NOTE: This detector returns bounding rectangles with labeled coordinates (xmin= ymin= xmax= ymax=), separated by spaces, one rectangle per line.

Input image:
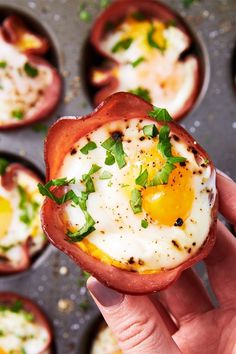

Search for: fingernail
xmin=87 ymin=277 xmax=124 ymax=307
xmin=216 ymin=169 xmax=233 ymax=181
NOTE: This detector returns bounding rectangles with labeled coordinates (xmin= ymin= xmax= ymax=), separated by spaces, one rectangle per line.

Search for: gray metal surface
xmin=0 ymin=0 xmax=235 ymax=353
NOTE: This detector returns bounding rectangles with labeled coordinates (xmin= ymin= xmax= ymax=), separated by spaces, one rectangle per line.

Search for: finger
xmin=158 ymin=269 xmax=213 ymax=324
xmin=149 ymin=294 xmax=178 ymax=335
xmin=87 ymin=277 xmax=181 ymax=354
xmin=205 ymin=220 xmax=236 ymax=307
xmin=216 ymin=171 xmax=236 ymax=225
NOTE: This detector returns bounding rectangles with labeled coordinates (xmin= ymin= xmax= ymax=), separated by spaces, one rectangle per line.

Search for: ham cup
xmin=0 ymin=292 xmax=53 ymax=354
xmin=0 ymin=160 xmax=47 ymax=274
xmin=90 ymin=0 xmax=202 ymax=121
xmin=41 ymin=92 xmax=217 ymax=294
xmin=0 ymin=15 xmax=61 ymax=129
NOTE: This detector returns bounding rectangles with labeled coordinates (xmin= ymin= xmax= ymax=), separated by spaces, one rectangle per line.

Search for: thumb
xmin=87 ymin=277 xmax=180 ymax=354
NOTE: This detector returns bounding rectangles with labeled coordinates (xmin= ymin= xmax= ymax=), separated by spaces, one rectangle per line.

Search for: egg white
xmin=99 ymin=20 xmax=198 ymax=117
xmin=0 ymin=38 xmax=52 ymax=124
xmin=59 ymin=119 xmax=216 ymax=272
xmin=0 ymin=169 xmax=45 ymax=266
xmin=0 ymin=307 xmax=49 ymax=354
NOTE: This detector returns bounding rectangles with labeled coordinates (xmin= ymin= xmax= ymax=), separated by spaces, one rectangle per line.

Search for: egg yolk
xmin=119 ymin=17 xmax=166 ymax=52
xmin=0 ymin=348 xmax=7 ymax=354
xmin=124 ymin=142 xmax=194 ymax=226
xmin=0 ymin=196 xmax=12 ymax=238
xmin=17 ymin=33 xmax=42 ymax=51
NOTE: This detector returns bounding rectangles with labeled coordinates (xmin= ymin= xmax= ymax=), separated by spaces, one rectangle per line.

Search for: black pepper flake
xmin=128 ymin=257 xmax=135 ymax=264
xmin=180 ymin=161 xmax=186 ymax=167
xmin=139 ymin=136 xmax=145 ymax=141
xmin=174 ymin=218 xmax=183 ymax=227
xmin=111 ymin=131 xmax=123 ymax=140
xmin=188 ymin=248 xmax=192 ymax=254
xmin=172 ymin=240 xmax=180 ymax=249
xmin=70 ymin=148 xmax=77 ymax=155
xmin=172 ymin=135 xmax=180 ymax=141
xmin=192 ymin=242 xmax=196 ymax=246
xmin=138 ymin=259 xmax=144 ymax=265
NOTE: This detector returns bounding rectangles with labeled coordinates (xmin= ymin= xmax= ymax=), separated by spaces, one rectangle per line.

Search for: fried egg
xmin=96 ymin=17 xmax=198 ymax=117
xmin=58 ymin=118 xmax=216 ymax=273
xmin=0 ymin=166 xmax=46 ymax=268
xmin=91 ymin=322 xmax=121 ymax=354
xmin=0 ymin=37 xmax=52 ymax=125
xmin=0 ymin=303 xmax=49 ymax=354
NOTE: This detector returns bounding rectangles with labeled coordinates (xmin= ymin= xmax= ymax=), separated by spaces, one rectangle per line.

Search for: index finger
xmin=216 ymin=171 xmax=236 ymax=225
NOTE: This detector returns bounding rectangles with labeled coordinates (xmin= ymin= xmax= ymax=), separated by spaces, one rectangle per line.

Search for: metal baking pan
xmin=0 ymin=0 xmax=235 ymax=353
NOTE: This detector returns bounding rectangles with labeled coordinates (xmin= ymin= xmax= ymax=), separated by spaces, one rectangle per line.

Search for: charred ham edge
xmin=0 ymin=292 xmax=53 ymax=353
xmin=90 ymin=0 xmax=201 ymax=121
xmin=0 ymin=163 xmax=47 ymax=274
xmin=41 ymin=92 xmax=217 ymax=294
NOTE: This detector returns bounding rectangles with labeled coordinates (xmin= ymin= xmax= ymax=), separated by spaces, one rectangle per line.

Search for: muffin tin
xmin=0 ymin=0 xmax=235 ymax=353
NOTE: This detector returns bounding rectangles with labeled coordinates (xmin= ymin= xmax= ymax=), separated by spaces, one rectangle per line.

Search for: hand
xmin=87 ymin=171 xmax=236 ymax=354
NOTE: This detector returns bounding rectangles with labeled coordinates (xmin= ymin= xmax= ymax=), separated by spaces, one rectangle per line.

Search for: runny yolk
xmin=0 ymin=196 xmax=12 ymax=238
xmin=0 ymin=347 xmax=7 ymax=354
xmin=17 ymin=33 xmax=42 ymax=51
xmin=142 ymin=165 xmax=194 ymax=226
xmin=124 ymin=142 xmax=194 ymax=227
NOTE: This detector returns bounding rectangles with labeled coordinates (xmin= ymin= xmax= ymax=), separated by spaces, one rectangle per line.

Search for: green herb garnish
xmin=82 ymin=164 xmax=101 ymax=193
xmin=148 ymin=107 xmax=173 ymax=122
xmin=135 ymin=168 xmax=148 ymax=187
xmin=11 ymin=109 xmax=24 ymax=120
xmin=132 ymin=12 xmax=146 ymax=21
xmin=102 ymin=137 xmax=126 ymax=169
xmin=0 ymin=61 xmax=7 ymax=69
xmin=143 ymin=124 xmax=158 ymax=138
xmin=112 ymin=38 xmax=133 ymax=53
xmin=100 ymin=0 xmax=111 ymax=8
xmin=130 ymin=188 xmax=142 ymax=214
xmin=11 ymin=300 xmax=23 ymax=313
xmin=80 ymin=141 xmax=97 ymax=155
xmin=131 ymin=56 xmax=145 ymax=68
xmin=105 ymin=150 xmax=115 ymax=165
xmin=129 ymin=87 xmax=151 ymax=103
xmin=67 ymin=211 xmax=95 ymax=241
xmin=149 ymin=163 xmax=176 ymax=186
xmin=38 ymin=177 xmax=77 ymax=205
xmin=182 ymin=0 xmax=198 ymax=8
xmin=99 ymin=171 xmax=113 ymax=180
xmin=141 ymin=219 xmax=148 ymax=228
xmin=0 ymin=158 xmax=9 ymax=176
xmin=24 ymin=62 xmax=38 ymax=78
xmin=147 ymin=23 xmax=166 ymax=52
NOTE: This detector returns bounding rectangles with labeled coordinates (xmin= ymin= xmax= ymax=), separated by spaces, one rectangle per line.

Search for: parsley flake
xmin=24 ymin=62 xmax=39 ymax=78
xmin=101 ymin=137 xmax=126 ymax=169
xmin=135 ymin=168 xmax=148 ymax=187
xmin=130 ymin=188 xmax=142 ymax=214
xmin=99 ymin=171 xmax=113 ymax=180
xmin=143 ymin=124 xmax=158 ymax=138
xmin=38 ymin=177 xmax=77 ymax=204
xmin=141 ymin=219 xmax=148 ymax=228
xmin=147 ymin=23 xmax=166 ymax=52
xmin=131 ymin=56 xmax=145 ymax=68
xmin=112 ymin=38 xmax=133 ymax=53
xmin=0 ymin=61 xmax=7 ymax=68
xmin=11 ymin=109 xmax=24 ymax=120
xmin=80 ymin=141 xmax=97 ymax=155
xmin=129 ymin=87 xmax=151 ymax=103
xmin=0 ymin=158 xmax=9 ymax=176
xmin=148 ymin=107 xmax=173 ymax=122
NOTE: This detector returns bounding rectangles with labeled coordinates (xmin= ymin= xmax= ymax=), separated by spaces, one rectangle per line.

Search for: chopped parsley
xmin=131 ymin=56 xmax=145 ymax=68
xmin=17 ymin=185 xmax=40 ymax=225
xmin=99 ymin=170 xmax=113 ymax=180
xmin=129 ymin=87 xmax=151 ymax=103
xmin=82 ymin=164 xmax=101 ymax=194
xmin=80 ymin=141 xmax=97 ymax=155
xmin=38 ymin=177 xmax=77 ymax=204
xmin=0 ymin=61 xmax=7 ymax=68
xmin=11 ymin=109 xmax=24 ymax=120
xmin=0 ymin=158 xmax=9 ymax=176
xmin=148 ymin=107 xmax=173 ymax=122
xmin=101 ymin=136 xmax=126 ymax=169
xmin=143 ymin=124 xmax=158 ymax=138
xmin=11 ymin=300 xmax=23 ymax=313
xmin=182 ymin=0 xmax=199 ymax=8
xmin=141 ymin=219 xmax=148 ymax=228
xmin=135 ymin=168 xmax=148 ymax=187
xmin=112 ymin=38 xmax=133 ymax=53
xmin=130 ymin=188 xmax=142 ymax=214
xmin=149 ymin=163 xmax=176 ymax=186
xmin=24 ymin=62 xmax=39 ymax=78
xmin=147 ymin=23 xmax=166 ymax=52
xmin=100 ymin=0 xmax=111 ymax=8
xmin=67 ymin=210 xmax=95 ymax=241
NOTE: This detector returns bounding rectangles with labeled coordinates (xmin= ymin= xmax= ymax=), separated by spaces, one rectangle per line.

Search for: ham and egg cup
xmin=0 ymin=159 xmax=47 ymax=274
xmin=0 ymin=292 xmax=53 ymax=354
xmin=90 ymin=0 xmax=202 ymax=120
xmin=0 ymin=15 xmax=61 ymax=129
xmin=90 ymin=321 xmax=121 ymax=354
xmin=41 ymin=92 xmax=217 ymax=294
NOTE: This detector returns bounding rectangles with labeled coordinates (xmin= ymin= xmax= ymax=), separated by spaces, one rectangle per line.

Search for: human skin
xmin=87 ymin=171 xmax=236 ymax=354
